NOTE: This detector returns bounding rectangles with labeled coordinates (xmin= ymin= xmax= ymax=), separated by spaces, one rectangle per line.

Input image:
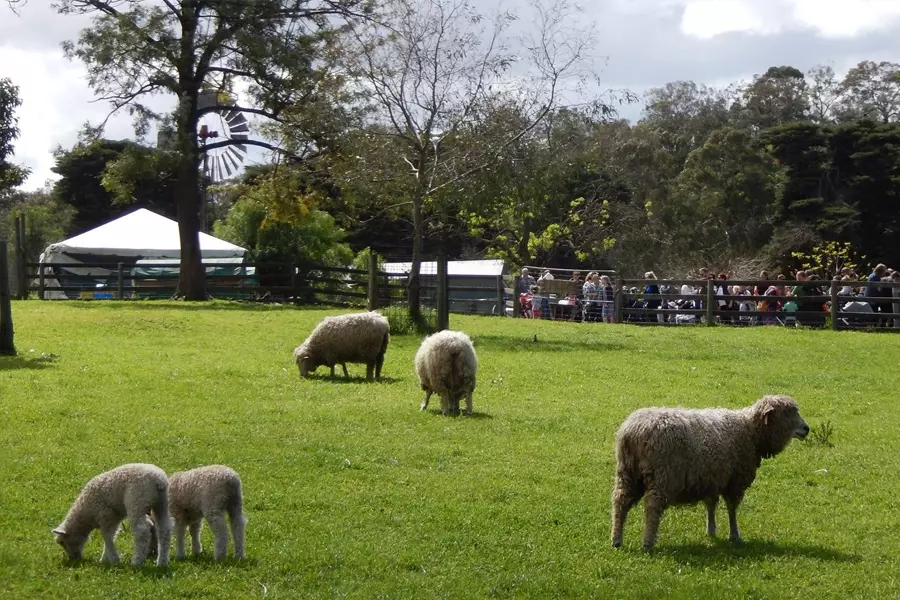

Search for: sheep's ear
xmin=760 ymin=405 xmax=776 ymax=426
xmin=51 ymin=528 xmax=65 ymax=536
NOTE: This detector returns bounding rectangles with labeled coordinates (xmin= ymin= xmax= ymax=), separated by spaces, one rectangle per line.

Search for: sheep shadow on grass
xmin=0 ymin=355 xmax=58 ymax=371
xmin=302 ymin=373 xmax=402 ymax=385
xmin=421 ymin=408 xmax=493 ymax=419
xmin=660 ymin=538 xmax=860 ymax=566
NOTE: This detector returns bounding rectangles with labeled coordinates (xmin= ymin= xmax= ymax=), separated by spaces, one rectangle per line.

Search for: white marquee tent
xmin=38 ymin=208 xmax=248 ymax=299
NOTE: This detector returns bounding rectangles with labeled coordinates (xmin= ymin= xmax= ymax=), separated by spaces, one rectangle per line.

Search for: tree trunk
xmin=176 ymin=159 xmax=206 ymax=300
xmin=408 ymin=194 xmax=424 ymax=320
xmin=175 ymin=91 xmax=206 ymax=301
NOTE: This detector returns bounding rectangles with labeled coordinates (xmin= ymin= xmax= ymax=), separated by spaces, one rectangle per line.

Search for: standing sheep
xmin=610 ymin=394 xmax=809 ymax=550
xmin=293 ymin=311 xmax=390 ymax=381
xmin=168 ymin=465 xmax=247 ymax=561
xmin=51 ymin=463 xmax=172 ymax=567
xmin=415 ymin=330 xmax=478 ymax=416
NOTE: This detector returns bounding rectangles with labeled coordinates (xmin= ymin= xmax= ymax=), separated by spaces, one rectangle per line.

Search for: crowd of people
xmin=516 ymin=264 xmax=900 ymax=327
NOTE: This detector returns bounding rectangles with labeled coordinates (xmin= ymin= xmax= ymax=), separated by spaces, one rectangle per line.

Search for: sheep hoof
xmin=612 ymin=540 xmax=622 ymax=549
xmin=730 ymin=536 xmax=744 ymax=546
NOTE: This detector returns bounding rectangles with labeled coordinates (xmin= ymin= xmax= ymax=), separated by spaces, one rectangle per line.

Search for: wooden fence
xmin=21 ymin=255 xmax=512 ymax=318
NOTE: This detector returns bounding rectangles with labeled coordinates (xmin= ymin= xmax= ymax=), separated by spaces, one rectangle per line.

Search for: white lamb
xmin=51 ymin=463 xmax=172 ymax=567
xmin=168 ymin=465 xmax=247 ymax=561
xmin=293 ymin=311 xmax=390 ymax=381
xmin=415 ymin=329 xmax=478 ymax=415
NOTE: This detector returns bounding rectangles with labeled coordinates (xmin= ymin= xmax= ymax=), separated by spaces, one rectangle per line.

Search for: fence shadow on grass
xmin=473 ymin=334 xmax=625 ymax=353
xmin=662 ymin=538 xmax=860 ymax=566
xmin=0 ymin=354 xmax=58 ymax=371
xmin=64 ymin=300 xmax=296 ymax=312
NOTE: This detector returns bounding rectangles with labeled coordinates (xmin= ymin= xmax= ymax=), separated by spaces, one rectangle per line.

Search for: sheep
xmin=415 ymin=329 xmax=478 ymax=416
xmin=51 ymin=463 xmax=172 ymax=567
xmin=168 ymin=465 xmax=247 ymax=561
xmin=610 ymin=394 xmax=809 ymax=550
xmin=293 ymin=311 xmax=390 ymax=381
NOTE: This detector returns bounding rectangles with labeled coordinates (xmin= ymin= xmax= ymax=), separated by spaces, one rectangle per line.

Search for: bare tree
xmin=806 ymin=64 xmax=845 ymax=123
xmin=333 ymin=0 xmax=596 ymax=319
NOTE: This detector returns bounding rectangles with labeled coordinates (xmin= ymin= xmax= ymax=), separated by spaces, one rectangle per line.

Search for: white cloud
xmin=680 ymin=0 xmax=900 ymax=40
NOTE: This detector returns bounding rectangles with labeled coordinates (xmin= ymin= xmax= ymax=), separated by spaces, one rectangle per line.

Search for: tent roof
xmin=382 ymin=259 xmax=505 ymax=276
xmin=43 ymin=208 xmax=246 ymax=260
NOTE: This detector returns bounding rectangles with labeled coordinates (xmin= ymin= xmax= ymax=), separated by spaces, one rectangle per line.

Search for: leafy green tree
xmin=736 ymin=66 xmax=809 ymax=129
xmin=669 ymin=128 xmax=784 ymax=263
xmin=57 ymin=0 xmax=371 ymax=299
xmin=330 ymin=0 xmax=597 ymax=319
xmin=50 ymin=139 xmax=178 ymax=234
xmin=0 ymin=78 xmax=29 ymax=199
xmin=837 ymin=61 xmax=900 ymax=123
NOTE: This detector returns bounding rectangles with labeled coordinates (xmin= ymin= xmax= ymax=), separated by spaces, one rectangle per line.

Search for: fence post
xmin=15 ymin=215 xmax=27 ymax=300
xmin=614 ymin=286 xmax=622 ymax=323
xmin=830 ymin=280 xmax=838 ymax=331
xmin=512 ymin=276 xmax=521 ymax=318
xmin=291 ymin=265 xmax=299 ymax=306
xmin=706 ymin=280 xmax=715 ymax=325
xmin=117 ymin=262 xmax=125 ymax=300
xmin=0 ymin=241 xmax=14 ymax=355
xmin=39 ymin=265 xmax=45 ymax=301
xmin=367 ymin=253 xmax=378 ymax=311
xmin=496 ymin=274 xmax=505 ymax=317
xmin=436 ymin=253 xmax=449 ymax=331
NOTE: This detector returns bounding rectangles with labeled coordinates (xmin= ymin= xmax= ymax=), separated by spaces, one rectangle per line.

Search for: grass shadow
xmin=473 ymin=334 xmax=625 ymax=353
xmin=0 ymin=354 xmax=58 ymax=371
xmin=659 ymin=538 xmax=860 ymax=566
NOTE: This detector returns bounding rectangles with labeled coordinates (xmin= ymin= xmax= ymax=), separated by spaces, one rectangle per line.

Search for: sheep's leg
xmin=189 ymin=520 xmax=203 ymax=556
xmin=724 ymin=494 xmax=744 ymax=544
xmin=366 ymin=362 xmax=375 ymax=381
xmin=375 ymin=352 xmax=385 ymax=379
xmin=99 ymin=521 xmax=122 ymax=564
xmin=129 ymin=515 xmax=151 ymax=566
xmin=329 ymin=365 xmax=336 ymax=377
xmin=341 ymin=363 xmax=350 ymax=378
xmin=439 ymin=393 xmax=451 ymax=416
xmin=641 ymin=490 xmax=666 ymax=550
xmin=206 ymin=513 xmax=230 ymax=561
xmin=705 ymin=498 xmax=718 ymax=537
xmin=420 ymin=390 xmax=432 ymax=411
xmin=228 ymin=504 xmax=246 ymax=560
xmin=173 ymin=519 xmax=188 ymax=560
xmin=464 ymin=392 xmax=473 ymax=416
xmin=610 ymin=477 xmax=642 ymax=548
xmin=151 ymin=499 xmax=171 ymax=567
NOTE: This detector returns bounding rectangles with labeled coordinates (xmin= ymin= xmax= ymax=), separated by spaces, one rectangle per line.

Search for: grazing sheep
xmin=51 ymin=463 xmax=172 ymax=567
xmin=293 ymin=311 xmax=390 ymax=381
xmin=610 ymin=394 xmax=809 ymax=550
xmin=415 ymin=330 xmax=478 ymax=415
xmin=168 ymin=465 xmax=246 ymax=561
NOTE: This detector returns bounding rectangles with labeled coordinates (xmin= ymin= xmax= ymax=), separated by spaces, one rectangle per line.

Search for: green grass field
xmin=1 ymin=301 xmax=898 ymax=599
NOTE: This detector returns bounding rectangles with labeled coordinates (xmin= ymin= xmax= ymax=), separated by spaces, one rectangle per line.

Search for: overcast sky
xmin=2 ymin=0 xmax=899 ymax=191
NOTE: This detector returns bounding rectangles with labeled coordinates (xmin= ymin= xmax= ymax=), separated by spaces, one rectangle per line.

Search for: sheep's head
xmin=750 ymin=394 xmax=809 ymax=458
xmin=51 ymin=526 xmax=88 ymax=560
xmin=294 ymin=344 xmax=324 ymax=378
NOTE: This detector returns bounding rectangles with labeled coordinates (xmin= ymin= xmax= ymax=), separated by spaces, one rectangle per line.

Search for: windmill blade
xmin=227 ymin=112 xmax=248 ymax=126
xmin=229 ymin=123 xmax=250 ymax=135
xmin=227 ymin=146 xmax=247 ymax=164
xmin=222 ymin=154 xmax=234 ymax=178
xmin=225 ymin=150 xmax=241 ymax=173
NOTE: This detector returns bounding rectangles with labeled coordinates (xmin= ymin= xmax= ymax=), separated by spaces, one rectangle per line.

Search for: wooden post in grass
xmin=117 ymin=263 xmax=125 ymax=300
xmin=706 ymin=279 xmax=715 ymax=325
xmin=367 ymin=252 xmax=378 ymax=311
xmin=0 ymin=241 xmax=15 ymax=355
xmin=436 ymin=253 xmax=449 ymax=331
xmin=512 ymin=276 xmax=521 ymax=318
xmin=15 ymin=215 xmax=27 ymax=300
xmin=830 ymin=280 xmax=839 ymax=331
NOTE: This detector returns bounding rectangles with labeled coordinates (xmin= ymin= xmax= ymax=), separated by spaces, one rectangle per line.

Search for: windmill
xmin=154 ymin=91 xmax=253 ymax=230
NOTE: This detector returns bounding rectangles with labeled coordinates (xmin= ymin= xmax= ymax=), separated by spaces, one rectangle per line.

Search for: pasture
xmin=0 ymin=301 xmax=897 ymax=599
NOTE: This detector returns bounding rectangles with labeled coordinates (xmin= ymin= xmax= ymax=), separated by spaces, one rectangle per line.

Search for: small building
xmin=381 ymin=259 xmax=508 ymax=315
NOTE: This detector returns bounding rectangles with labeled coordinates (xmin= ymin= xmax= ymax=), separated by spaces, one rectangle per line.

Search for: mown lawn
xmin=0 ymin=301 xmax=897 ymax=599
